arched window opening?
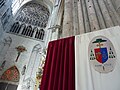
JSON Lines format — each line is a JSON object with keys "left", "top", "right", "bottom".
{"left": 9, "top": 22, "right": 20, "bottom": 34}
{"left": 10, "top": 2, "right": 49, "bottom": 40}
{"left": 27, "top": 26, "right": 33, "bottom": 37}
{"left": 10, "top": 23, "right": 16, "bottom": 32}
{"left": 14, "top": 22, "right": 19, "bottom": 33}
{"left": 21, "top": 25, "right": 34, "bottom": 37}
{"left": 40, "top": 29, "right": 45, "bottom": 40}
{"left": 35, "top": 29, "right": 45, "bottom": 40}
{"left": 21, "top": 25, "right": 26, "bottom": 35}
{"left": 16, "top": 24, "right": 21, "bottom": 34}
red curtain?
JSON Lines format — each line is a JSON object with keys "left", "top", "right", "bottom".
{"left": 40, "top": 36, "right": 75, "bottom": 90}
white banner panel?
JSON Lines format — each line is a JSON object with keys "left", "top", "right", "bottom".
{"left": 75, "top": 26, "right": 120, "bottom": 90}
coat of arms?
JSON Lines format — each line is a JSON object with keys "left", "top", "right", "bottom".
{"left": 89, "top": 36, "right": 116, "bottom": 73}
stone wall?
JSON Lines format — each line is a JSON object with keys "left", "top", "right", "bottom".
{"left": 0, "top": 33, "right": 44, "bottom": 90}
{"left": 111, "top": 0, "right": 120, "bottom": 16}
{"left": 58, "top": 0, "right": 120, "bottom": 38}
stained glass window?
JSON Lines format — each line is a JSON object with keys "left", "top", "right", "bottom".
{"left": 0, "top": 66, "right": 20, "bottom": 82}
{"left": 16, "top": 3, "right": 50, "bottom": 28}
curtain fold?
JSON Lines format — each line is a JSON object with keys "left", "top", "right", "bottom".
{"left": 40, "top": 36, "right": 75, "bottom": 90}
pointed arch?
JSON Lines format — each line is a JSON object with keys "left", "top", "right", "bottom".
{"left": 33, "top": 44, "right": 42, "bottom": 52}
{"left": 24, "top": 44, "right": 42, "bottom": 81}
{"left": 9, "top": 22, "right": 20, "bottom": 34}
{"left": 35, "top": 29, "right": 45, "bottom": 40}
{"left": 1, "top": 66, "right": 20, "bottom": 82}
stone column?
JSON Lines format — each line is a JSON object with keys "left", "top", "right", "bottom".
{"left": 72, "top": 0, "right": 79, "bottom": 35}
{"left": 85, "top": 0, "right": 100, "bottom": 31}
{"left": 98, "top": 0, "right": 114, "bottom": 27}
{"left": 62, "top": 0, "right": 73, "bottom": 37}
{"left": 111, "top": 0, "right": 120, "bottom": 16}
{"left": 104, "top": 0, "right": 120, "bottom": 26}
{"left": 93, "top": 0, "right": 106, "bottom": 29}
{"left": 81, "top": 0, "right": 91, "bottom": 33}
{"left": 77, "top": 0, "right": 85, "bottom": 34}
{"left": 115, "top": 0, "right": 120, "bottom": 16}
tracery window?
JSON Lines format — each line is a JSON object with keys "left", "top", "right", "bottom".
{"left": 10, "top": 2, "right": 48, "bottom": 41}
{"left": 10, "top": 22, "right": 21, "bottom": 34}
{"left": 35, "top": 29, "right": 45, "bottom": 40}
{"left": 15, "top": 2, "right": 50, "bottom": 28}
{"left": 21, "top": 25, "right": 26, "bottom": 35}
{"left": 21, "top": 25, "right": 34, "bottom": 37}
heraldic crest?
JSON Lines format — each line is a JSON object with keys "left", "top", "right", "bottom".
{"left": 89, "top": 36, "right": 116, "bottom": 73}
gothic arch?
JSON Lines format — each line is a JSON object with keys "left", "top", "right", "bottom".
{"left": 35, "top": 29, "right": 45, "bottom": 40}
{"left": 21, "top": 24, "right": 27, "bottom": 35}
{"left": 32, "top": 44, "right": 42, "bottom": 52}
{"left": 26, "top": 25, "right": 33, "bottom": 37}
{"left": 21, "top": 25, "right": 34, "bottom": 37}
{"left": 24, "top": 44, "right": 42, "bottom": 81}
{"left": 0, "top": 66, "right": 20, "bottom": 82}
{"left": 10, "top": 22, "right": 21, "bottom": 34}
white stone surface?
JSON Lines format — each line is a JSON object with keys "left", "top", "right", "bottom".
{"left": 0, "top": 32, "right": 44, "bottom": 89}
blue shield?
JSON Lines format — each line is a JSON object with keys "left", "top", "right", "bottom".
{"left": 94, "top": 47, "right": 108, "bottom": 63}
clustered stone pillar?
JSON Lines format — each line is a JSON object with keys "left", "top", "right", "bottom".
{"left": 62, "top": 0, "right": 73, "bottom": 37}
{"left": 77, "top": 0, "right": 120, "bottom": 34}
{"left": 60, "top": 0, "right": 120, "bottom": 37}
{"left": 111, "top": 0, "right": 120, "bottom": 16}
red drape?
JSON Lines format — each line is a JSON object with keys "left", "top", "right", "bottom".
{"left": 40, "top": 36, "right": 75, "bottom": 90}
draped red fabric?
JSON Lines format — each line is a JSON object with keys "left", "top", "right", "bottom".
{"left": 40, "top": 36, "right": 75, "bottom": 90}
